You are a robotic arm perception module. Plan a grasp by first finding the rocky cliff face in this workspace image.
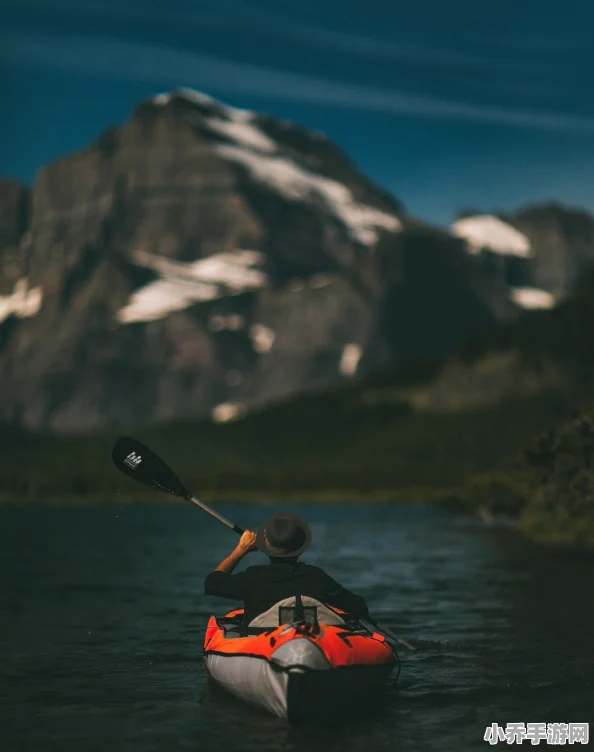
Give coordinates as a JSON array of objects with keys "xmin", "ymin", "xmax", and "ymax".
[{"xmin": 0, "ymin": 89, "xmax": 524, "ymax": 433}]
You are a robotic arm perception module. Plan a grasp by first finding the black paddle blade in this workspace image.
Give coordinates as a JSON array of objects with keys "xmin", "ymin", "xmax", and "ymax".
[{"xmin": 112, "ymin": 436, "xmax": 190, "ymax": 499}]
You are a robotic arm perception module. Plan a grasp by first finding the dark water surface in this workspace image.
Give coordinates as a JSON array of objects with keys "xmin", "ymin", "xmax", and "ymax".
[{"xmin": 1, "ymin": 503, "xmax": 593, "ymax": 751}]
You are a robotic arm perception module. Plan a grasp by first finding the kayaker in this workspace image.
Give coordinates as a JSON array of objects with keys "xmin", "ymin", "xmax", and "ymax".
[{"xmin": 204, "ymin": 511, "xmax": 371, "ymax": 626}]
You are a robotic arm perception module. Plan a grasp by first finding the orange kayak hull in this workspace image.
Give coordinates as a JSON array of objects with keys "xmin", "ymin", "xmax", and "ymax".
[{"xmin": 203, "ymin": 608, "xmax": 398, "ymax": 719}]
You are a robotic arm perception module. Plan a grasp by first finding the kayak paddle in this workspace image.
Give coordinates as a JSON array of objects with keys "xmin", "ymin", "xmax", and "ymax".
[
  {"xmin": 360, "ymin": 618, "xmax": 417, "ymax": 652},
  {"xmin": 112, "ymin": 435, "xmax": 416, "ymax": 651},
  {"xmin": 112, "ymin": 436, "xmax": 244, "ymax": 535}
]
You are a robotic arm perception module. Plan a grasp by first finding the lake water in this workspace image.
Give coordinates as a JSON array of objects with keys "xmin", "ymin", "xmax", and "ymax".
[{"xmin": 1, "ymin": 503, "xmax": 593, "ymax": 751}]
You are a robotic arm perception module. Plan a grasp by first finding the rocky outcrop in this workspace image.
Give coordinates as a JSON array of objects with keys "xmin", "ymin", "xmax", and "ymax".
[
  {"xmin": 453, "ymin": 203, "xmax": 594, "ymax": 306},
  {"xmin": 425, "ymin": 203, "xmax": 594, "ymax": 414},
  {"xmin": 0, "ymin": 89, "xmax": 518, "ymax": 433}
]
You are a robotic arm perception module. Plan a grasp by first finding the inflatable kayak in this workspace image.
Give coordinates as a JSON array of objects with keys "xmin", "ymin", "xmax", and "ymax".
[{"xmin": 203, "ymin": 596, "xmax": 399, "ymax": 720}]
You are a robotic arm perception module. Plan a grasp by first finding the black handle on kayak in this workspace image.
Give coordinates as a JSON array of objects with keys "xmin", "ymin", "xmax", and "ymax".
[{"xmin": 112, "ymin": 437, "xmax": 244, "ymax": 535}]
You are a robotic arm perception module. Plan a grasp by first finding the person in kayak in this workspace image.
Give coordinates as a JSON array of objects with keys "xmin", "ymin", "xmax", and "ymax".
[{"xmin": 204, "ymin": 511, "xmax": 371, "ymax": 627}]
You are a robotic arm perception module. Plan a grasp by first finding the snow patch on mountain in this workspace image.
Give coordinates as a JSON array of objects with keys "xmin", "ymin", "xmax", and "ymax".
[
  {"xmin": 204, "ymin": 117, "xmax": 277, "ymax": 153},
  {"xmin": 117, "ymin": 250, "xmax": 266, "ymax": 323},
  {"xmin": 212, "ymin": 402, "xmax": 246, "ymax": 423},
  {"xmin": 510, "ymin": 287, "xmax": 556, "ymax": 309},
  {"xmin": 153, "ymin": 87, "xmax": 254, "ymax": 121},
  {"xmin": 0, "ymin": 279, "xmax": 43, "ymax": 324},
  {"xmin": 340, "ymin": 343, "xmax": 362, "ymax": 376},
  {"xmin": 452, "ymin": 215, "xmax": 532, "ymax": 258},
  {"xmin": 214, "ymin": 144, "xmax": 401, "ymax": 246},
  {"xmin": 250, "ymin": 324, "xmax": 275, "ymax": 353}
]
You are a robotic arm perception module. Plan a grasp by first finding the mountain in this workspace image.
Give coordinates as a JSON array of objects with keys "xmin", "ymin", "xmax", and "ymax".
[{"xmin": 0, "ymin": 88, "xmax": 518, "ymax": 433}]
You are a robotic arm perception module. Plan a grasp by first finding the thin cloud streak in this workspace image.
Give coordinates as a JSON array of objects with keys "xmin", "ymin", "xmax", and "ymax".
[
  {"xmin": 272, "ymin": 24, "xmax": 548, "ymax": 74},
  {"xmin": 3, "ymin": 0, "xmax": 552, "ymax": 76},
  {"xmin": 3, "ymin": 32, "xmax": 594, "ymax": 135}
]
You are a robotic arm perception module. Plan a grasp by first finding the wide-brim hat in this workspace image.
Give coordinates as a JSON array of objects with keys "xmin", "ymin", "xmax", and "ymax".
[{"xmin": 256, "ymin": 512, "xmax": 312, "ymax": 557}]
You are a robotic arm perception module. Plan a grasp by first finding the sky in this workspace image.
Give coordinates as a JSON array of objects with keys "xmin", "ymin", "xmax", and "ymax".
[{"xmin": 1, "ymin": 0, "xmax": 593, "ymax": 227}]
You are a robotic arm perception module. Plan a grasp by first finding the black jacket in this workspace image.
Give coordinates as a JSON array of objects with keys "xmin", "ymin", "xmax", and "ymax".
[{"xmin": 204, "ymin": 560, "xmax": 369, "ymax": 626}]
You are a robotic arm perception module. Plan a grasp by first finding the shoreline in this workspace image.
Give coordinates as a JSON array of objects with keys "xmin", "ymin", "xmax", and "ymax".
[
  {"xmin": 4, "ymin": 491, "xmax": 593, "ymax": 551},
  {"xmin": 0, "ymin": 486, "xmax": 462, "ymax": 507}
]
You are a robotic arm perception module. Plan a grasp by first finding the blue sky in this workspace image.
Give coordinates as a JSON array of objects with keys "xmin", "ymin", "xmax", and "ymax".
[{"xmin": 1, "ymin": 0, "xmax": 593, "ymax": 226}]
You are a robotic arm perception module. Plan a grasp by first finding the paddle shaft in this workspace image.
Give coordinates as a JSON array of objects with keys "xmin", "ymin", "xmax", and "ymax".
[
  {"xmin": 378, "ymin": 625, "xmax": 417, "ymax": 652},
  {"xmin": 360, "ymin": 618, "xmax": 417, "ymax": 652},
  {"xmin": 187, "ymin": 494, "xmax": 244, "ymax": 536}
]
